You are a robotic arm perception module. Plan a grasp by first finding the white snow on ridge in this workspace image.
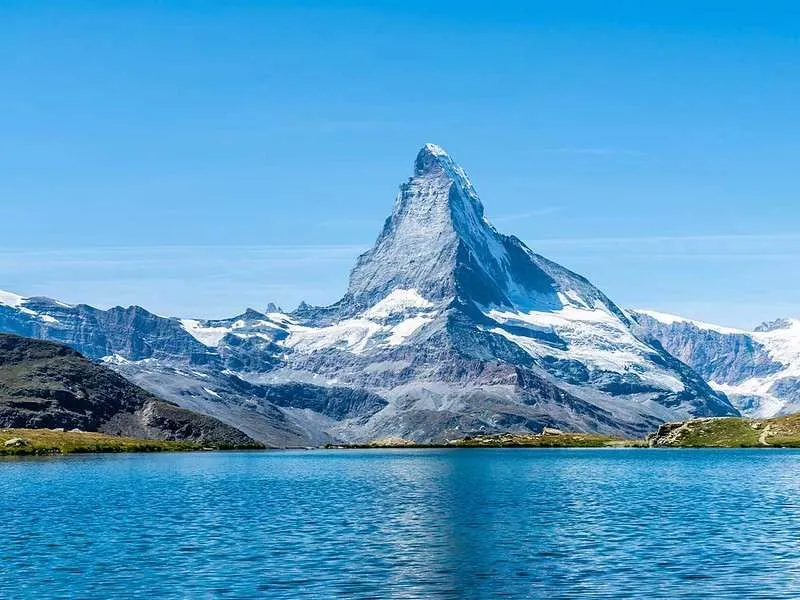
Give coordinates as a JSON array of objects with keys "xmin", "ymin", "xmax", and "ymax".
[
  {"xmin": 709, "ymin": 379, "xmax": 787, "ymax": 418},
  {"xmin": 267, "ymin": 312, "xmax": 297, "ymax": 325},
  {"xmin": 486, "ymin": 298, "xmax": 626, "ymax": 332},
  {"xmin": 423, "ymin": 142, "xmax": 448, "ymax": 157},
  {"xmin": 180, "ymin": 319, "xmax": 231, "ymax": 347},
  {"xmin": 635, "ymin": 309, "xmax": 745, "ymax": 335},
  {"xmin": 486, "ymin": 302, "xmax": 685, "ymax": 393},
  {"xmin": 720, "ymin": 320, "xmax": 800, "ymax": 417},
  {"xmin": 752, "ymin": 319, "xmax": 800, "ymax": 366},
  {"xmin": 387, "ymin": 316, "xmax": 434, "ymax": 346},
  {"xmin": 284, "ymin": 294, "xmax": 438, "ymax": 354},
  {"xmin": 0, "ymin": 289, "xmax": 25, "ymax": 307},
  {"xmin": 0, "ymin": 289, "xmax": 50, "ymax": 318},
  {"xmin": 180, "ymin": 315, "xmax": 290, "ymax": 347},
  {"xmin": 364, "ymin": 289, "xmax": 434, "ymax": 319},
  {"xmin": 101, "ymin": 353, "xmax": 132, "ymax": 365},
  {"xmin": 285, "ymin": 319, "xmax": 383, "ymax": 354}
]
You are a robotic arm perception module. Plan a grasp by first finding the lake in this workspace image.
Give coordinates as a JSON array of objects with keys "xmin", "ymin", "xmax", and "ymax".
[{"xmin": 3, "ymin": 449, "xmax": 800, "ymax": 599}]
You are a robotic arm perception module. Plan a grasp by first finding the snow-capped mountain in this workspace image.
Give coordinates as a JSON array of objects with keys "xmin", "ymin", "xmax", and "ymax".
[
  {"xmin": 633, "ymin": 310, "xmax": 800, "ymax": 418},
  {"xmin": 0, "ymin": 144, "xmax": 737, "ymax": 444}
]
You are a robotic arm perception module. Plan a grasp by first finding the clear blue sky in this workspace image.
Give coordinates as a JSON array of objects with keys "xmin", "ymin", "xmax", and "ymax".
[{"xmin": 2, "ymin": 1, "xmax": 799, "ymax": 328}]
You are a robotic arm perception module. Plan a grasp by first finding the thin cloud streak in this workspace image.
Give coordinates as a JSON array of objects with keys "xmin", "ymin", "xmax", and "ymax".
[
  {"xmin": 0, "ymin": 245, "xmax": 368, "ymax": 270},
  {"xmin": 560, "ymin": 253, "xmax": 800, "ymax": 262},
  {"xmin": 491, "ymin": 207, "xmax": 561, "ymax": 224},
  {"xmin": 530, "ymin": 232, "xmax": 800, "ymax": 246}
]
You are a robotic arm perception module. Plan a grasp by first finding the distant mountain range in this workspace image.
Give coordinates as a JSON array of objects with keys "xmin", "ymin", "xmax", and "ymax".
[
  {"xmin": 0, "ymin": 144, "xmax": 761, "ymax": 445},
  {"xmin": 633, "ymin": 311, "xmax": 800, "ymax": 418}
]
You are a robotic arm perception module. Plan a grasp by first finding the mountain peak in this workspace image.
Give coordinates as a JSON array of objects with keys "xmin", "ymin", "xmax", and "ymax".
[
  {"xmin": 344, "ymin": 142, "xmax": 606, "ymax": 313},
  {"xmin": 422, "ymin": 142, "xmax": 448, "ymax": 156},
  {"xmin": 414, "ymin": 142, "xmax": 451, "ymax": 175}
]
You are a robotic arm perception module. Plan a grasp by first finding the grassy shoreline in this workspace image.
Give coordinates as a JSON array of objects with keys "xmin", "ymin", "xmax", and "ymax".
[
  {"xmin": 647, "ymin": 414, "xmax": 800, "ymax": 448},
  {"xmin": 7, "ymin": 415, "xmax": 800, "ymax": 456},
  {"xmin": 326, "ymin": 432, "xmax": 643, "ymax": 449},
  {"xmin": 0, "ymin": 428, "xmax": 260, "ymax": 456}
]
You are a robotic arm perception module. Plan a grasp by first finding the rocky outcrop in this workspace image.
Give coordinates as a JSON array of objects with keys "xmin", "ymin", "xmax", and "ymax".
[
  {"xmin": 0, "ymin": 334, "xmax": 259, "ymax": 448},
  {"xmin": 646, "ymin": 414, "xmax": 800, "ymax": 448}
]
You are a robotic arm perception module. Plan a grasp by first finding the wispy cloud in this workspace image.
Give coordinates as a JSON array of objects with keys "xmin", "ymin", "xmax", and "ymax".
[
  {"xmin": 530, "ymin": 232, "xmax": 800, "ymax": 246},
  {"xmin": 320, "ymin": 218, "xmax": 384, "ymax": 229},
  {"xmin": 527, "ymin": 232, "xmax": 800, "ymax": 266},
  {"xmin": 492, "ymin": 207, "xmax": 561, "ymax": 224},
  {"xmin": 0, "ymin": 244, "xmax": 365, "ymax": 319},
  {"xmin": 0, "ymin": 244, "xmax": 368, "ymax": 270}
]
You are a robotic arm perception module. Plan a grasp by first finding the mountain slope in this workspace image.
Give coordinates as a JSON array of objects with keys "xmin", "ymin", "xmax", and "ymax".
[
  {"xmin": 0, "ymin": 144, "xmax": 737, "ymax": 443},
  {"xmin": 0, "ymin": 333, "xmax": 259, "ymax": 447},
  {"xmin": 633, "ymin": 310, "xmax": 800, "ymax": 417}
]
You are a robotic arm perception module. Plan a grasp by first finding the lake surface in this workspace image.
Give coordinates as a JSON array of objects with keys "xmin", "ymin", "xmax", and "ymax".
[{"xmin": 3, "ymin": 449, "xmax": 800, "ymax": 599}]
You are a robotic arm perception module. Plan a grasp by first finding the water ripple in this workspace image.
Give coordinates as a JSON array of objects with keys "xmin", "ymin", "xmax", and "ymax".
[{"xmin": 2, "ymin": 449, "xmax": 800, "ymax": 599}]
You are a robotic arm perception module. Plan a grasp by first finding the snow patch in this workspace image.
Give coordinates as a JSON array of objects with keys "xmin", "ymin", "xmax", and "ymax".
[
  {"xmin": 636, "ymin": 310, "xmax": 745, "ymax": 335},
  {"xmin": 266, "ymin": 312, "xmax": 297, "ymax": 325},
  {"xmin": 180, "ymin": 319, "xmax": 231, "ymax": 347},
  {"xmin": 364, "ymin": 289, "xmax": 434, "ymax": 319},
  {"xmin": 285, "ymin": 319, "xmax": 383, "ymax": 355},
  {"xmin": 486, "ymin": 303, "xmax": 685, "ymax": 393},
  {"xmin": 752, "ymin": 319, "xmax": 800, "ymax": 366},
  {"xmin": 101, "ymin": 354, "xmax": 132, "ymax": 365},
  {"xmin": 0, "ymin": 290, "xmax": 25, "ymax": 307},
  {"xmin": 387, "ymin": 316, "xmax": 433, "ymax": 346}
]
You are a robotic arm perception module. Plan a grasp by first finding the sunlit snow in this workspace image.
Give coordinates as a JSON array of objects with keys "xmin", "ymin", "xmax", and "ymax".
[
  {"xmin": 636, "ymin": 309, "xmax": 745, "ymax": 335},
  {"xmin": 486, "ymin": 299, "xmax": 685, "ymax": 392},
  {"xmin": 180, "ymin": 319, "xmax": 232, "ymax": 347},
  {"xmin": 0, "ymin": 289, "xmax": 25, "ymax": 307},
  {"xmin": 364, "ymin": 289, "xmax": 434, "ymax": 319}
]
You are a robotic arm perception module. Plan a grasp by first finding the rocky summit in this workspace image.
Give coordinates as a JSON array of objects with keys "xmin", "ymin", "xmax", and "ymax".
[{"xmin": 0, "ymin": 144, "xmax": 737, "ymax": 445}]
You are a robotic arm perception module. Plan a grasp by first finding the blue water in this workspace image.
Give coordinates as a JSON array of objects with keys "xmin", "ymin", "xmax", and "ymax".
[{"xmin": 3, "ymin": 449, "xmax": 800, "ymax": 599}]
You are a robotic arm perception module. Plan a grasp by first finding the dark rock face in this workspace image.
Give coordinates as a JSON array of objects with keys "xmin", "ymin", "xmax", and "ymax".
[
  {"xmin": 0, "ymin": 299, "xmax": 210, "ymax": 361},
  {"xmin": 0, "ymin": 334, "xmax": 257, "ymax": 447},
  {"xmin": 633, "ymin": 313, "xmax": 783, "ymax": 384}
]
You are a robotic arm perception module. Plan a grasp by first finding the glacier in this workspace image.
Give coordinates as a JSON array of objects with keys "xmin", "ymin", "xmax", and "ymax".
[{"xmin": 634, "ymin": 311, "xmax": 800, "ymax": 418}]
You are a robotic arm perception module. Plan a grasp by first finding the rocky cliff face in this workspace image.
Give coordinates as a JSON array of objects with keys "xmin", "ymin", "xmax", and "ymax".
[
  {"xmin": 0, "ymin": 333, "xmax": 259, "ymax": 448},
  {"xmin": 0, "ymin": 145, "xmax": 738, "ymax": 443},
  {"xmin": 633, "ymin": 310, "xmax": 800, "ymax": 417}
]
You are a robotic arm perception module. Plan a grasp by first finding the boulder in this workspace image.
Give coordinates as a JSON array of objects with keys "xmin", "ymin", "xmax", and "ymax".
[{"xmin": 4, "ymin": 437, "xmax": 31, "ymax": 447}]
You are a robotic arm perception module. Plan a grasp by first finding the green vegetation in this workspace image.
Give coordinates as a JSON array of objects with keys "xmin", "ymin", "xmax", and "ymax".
[
  {"xmin": 0, "ymin": 428, "xmax": 201, "ymax": 456},
  {"xmin": 447, "ymin": 432, "xmax": 637, "ymax": 448},
  {"xmin": 761, "ymin": 414, "xmax": 800, "ymax": 447},
  {"xmin": 328, "ymin": 431, "xmax": 643, "ymax": 449},
  {"xmin": 648, "ymin": 414, "xmax": 800, "ymax": 448}
]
